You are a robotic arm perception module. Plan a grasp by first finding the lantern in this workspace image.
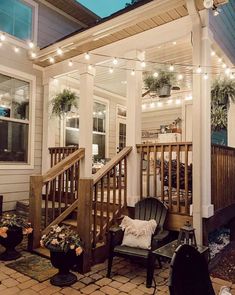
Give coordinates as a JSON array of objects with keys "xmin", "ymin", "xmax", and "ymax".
[{"xmin": 177, "ymin": 221, "xmax": 197, "ymax": 248}]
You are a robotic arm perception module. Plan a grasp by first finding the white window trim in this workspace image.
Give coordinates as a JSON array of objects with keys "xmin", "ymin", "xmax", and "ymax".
[
  {"xmin": 0, "ymin": 0, "xmax": 38, "ymax": 48},
  {"xmin": 0, "ymin": 64, "xmax": 36, "ymax": 170}
]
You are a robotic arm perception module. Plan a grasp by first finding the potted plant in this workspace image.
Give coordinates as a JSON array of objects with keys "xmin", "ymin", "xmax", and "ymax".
[
  {"xmin": 51, "ymin": 89, "xmax": 78, "ymax": 118},
  {"xmin": 40, "ymin": 225, "xmax": 83, "ymax": 286},
  {"xmin": 211, "ymin": 78, "xmax": 235, "ymax": 108},
  {"xmin": 0, "ymin": 214, "xmax": 33, "ymax": 261},
  {"xmin": 211, "ymin": 105, "xmax": 227, "ymax": 145},
  {"xmin": 144, "ymin": 69, "xmax": 176, "ymax": 98}
]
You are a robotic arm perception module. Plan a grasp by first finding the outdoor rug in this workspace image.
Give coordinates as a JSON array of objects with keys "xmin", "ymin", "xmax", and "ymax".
[{"xmin": 6, "ymin": 254, "xmax": 57, "ymax": 282}]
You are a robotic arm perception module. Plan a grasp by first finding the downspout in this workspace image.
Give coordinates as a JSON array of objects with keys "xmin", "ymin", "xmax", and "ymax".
[{"xmin": 186, "ymin": 0, "xmax": 203, "ymax": 244}]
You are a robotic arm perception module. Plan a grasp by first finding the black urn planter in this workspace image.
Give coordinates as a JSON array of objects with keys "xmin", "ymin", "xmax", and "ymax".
[
  {"xmin": 0, "ymin": 226, "xmax": 23, "ymax": 261},
  {"xmin": 50, "ymin": 250, "xmax": 77, "ymax": 286}
]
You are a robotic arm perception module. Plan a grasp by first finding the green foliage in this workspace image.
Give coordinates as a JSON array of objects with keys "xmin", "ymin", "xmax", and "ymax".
[
  {"xmin": 211, "ymin": 105, "xmax": 227, "ymax": 131},
  {"xmin": 144, "ymin": 69, "xmax": 176, "ymax": 93},
  {"xmin": 51, "ymin": 89, "xmax": 78, "ymax": 118},
  {"xmin": 211, "ymin": 78, "xmax": 235, "ymax": 108}
]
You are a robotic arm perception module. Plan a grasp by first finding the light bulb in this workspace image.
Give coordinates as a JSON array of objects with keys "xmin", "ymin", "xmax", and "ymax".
[
  {"xmin": 172, "ymin": 41, "xmax": 177, "ymax": 45},
  {"xmin": 31, "ymin": 52, "xmax": 36, "ymax": 58},
  {"xmin": 178, "ymin": 74, "xmax": 183, "ymax": 80},
  {"xmin": 68, "ymin": 60, "xmax": 73, "ymax": 67},
  {"xmin": 230, "ymin": 73, "xmax": 235, "ymax": 79},
  {"xmin": 88, "ymin": 64, "xmax": 93, "ymax": 70},
  {"xmin": 28, "ymin": 42, "xmax": 34, "ymax": 49},
  {"xmin": 211, "ymin": 51, "xmax": 215, "ymax": 56},
  {"xmin": 196, "ymin": 66, "xmax": 202, "ymax": 74},
  {"xmin": 113, "ymin": 58, "xmax": 118, "ymax": 65},
  {"xmin": 49, "ymin": 57, "xmax": 55, "ymax": 64},
  {"xmin": 141, "ymin": 61, "xmax": 146, "ymax": 68},
  {"xmin": 222, "ymin": 63, "xmax": 227, "ymax": 69},
  {"xmin": 153, "ymin": 72, "xmax": 158, "ymax": 78},
  {"xmin": 169, "ymin": 64, "xmax": 174, "ymax": 72},
  {"xmin": 131, "ymin": 69, "xmax": 135, "ymax": 76},
  {"xmin": 0, "ymin": 33, "xmax": 6, "ymax": 41},
  {"xmin": 204, "ymin": 73, "xmax": 208, "ymax": 80},
  {"xmin": 203, "ymin": 0, "xmax": 214, "ymax": 9},
  {"xmin": 14, "ymin": 47, "xmax": 19, "ymax": 53},
  {"xmin": 218, "ymin": 58, "xmax": 222, "ymax": 63},
  {"xmin": 109, "ymin": 67, "xmax": 114, "ymax": 74},
  {"xmin": 85, "ymin": 52, "xmax": 90, "ymax": 60},
  {"xmin": 57, "ymin": 48, "xmax": 63, "ymax": 55},
  {"xmin": 225, "ymin": 68, "xmax": 231, "ymax": 75}
]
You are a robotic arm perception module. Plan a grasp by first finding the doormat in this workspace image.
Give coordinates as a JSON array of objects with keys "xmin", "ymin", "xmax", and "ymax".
[{"xmin": 6, "ymin": 255, "xmax": 57, "ymax": 282}]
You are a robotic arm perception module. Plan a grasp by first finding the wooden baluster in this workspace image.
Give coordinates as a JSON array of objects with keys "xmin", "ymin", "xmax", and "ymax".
[
  {"xmin": 176, "ymin": 145, "xmax": 180, "ymax": 213},
  {"xmin": 153, "ymin": 145, "xmax": 157, "ymax": 198},
  {"xmin": 50, "ymin": 149, "xmax": 53, "ymax": 168},
  {"xmin": 168, "ymin": 145, "xmax": 172, "ymax": 212},
  {"xmin": 52, "ymin": 179, "xmax": 56, "ymax": 220},
  {"xmin": 185, "ymin": 144, "xmax": 189, "ymax": 214},
  {"xmin": 58, "ymin": 174, "xmax": 62, "ymax": 215},
  {"xmin": 107, "ymin": 172, "xmax": 111, "ymax": 230},
  {"xmin": 124, "ymin": 157, "xmax": 127, "ymax": 210},
  {"xmin": 140, "ymin": 146, "xmax": 143, "ymax": 199},
  {"xmin": 71, "ymin": 165, "xmax": 74, "ymax": 203},
  {"xmin": 161, "ymin": 145, "xmax": 164, "ymax": 202},
  {"xmin": 147, "ymin": 145, "xmax": 150, "ymax": 196},
  {"xmin": 100, "ymin": 178, "xmax": 104, "ymax": 241},
  {"xmin": 113, "ymin": 167, "xmax": 117, "ymax": 223},
  {"xmin": 118, "ymin": 161, "xmax": 122, "ymax": 214},
  {"xmin": 93, "ymin": 183, "xmax": 98, "ymax": 248},
  {"xmin": 45, "ymin": 183, "xmax": 49, "ymax": 227},
  {"xmin": 65, "ymin": 169, "xmax": 69, "ymax": 208}
]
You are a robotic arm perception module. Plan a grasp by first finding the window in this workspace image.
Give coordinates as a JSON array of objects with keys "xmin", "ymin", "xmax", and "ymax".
[
  {"xmin": 65, "ymin": 100, "xmax": 107, "ymax": 160},
  {"xmin": 0, "ymin": 0, "xmax": 33, "ymax": 41},
  {"xmin": 0, "ymin": 73, "xmax": 30, "ymax": 163}
]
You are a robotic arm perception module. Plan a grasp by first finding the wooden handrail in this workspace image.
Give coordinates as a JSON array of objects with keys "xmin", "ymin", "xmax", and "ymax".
[
  {"xmin": 93, "ymin": 146, "xmax": 132, "ymax": 184},
  {"xmin": 49, "ymin": 146, "xmax": 78, "ymax": 167},
  {"xmin": 43, "ymin": 148, "xmax": 85, "ymax": 183}
]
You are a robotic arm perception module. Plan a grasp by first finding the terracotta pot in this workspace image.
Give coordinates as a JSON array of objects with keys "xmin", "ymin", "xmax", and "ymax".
[
  {"xmin": 50, "ymin": 250, "xmax": 77, "ymax": 286},
  {"xmin": 0, "ymin": 226, "xmax": 23, "ymax": 261}
]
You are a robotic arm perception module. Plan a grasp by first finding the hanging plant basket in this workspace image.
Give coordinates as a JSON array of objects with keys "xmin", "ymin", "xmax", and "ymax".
[
  {"xmin": 159, "ymin": 85, "xmax": 172, "ymax": 98},
  {"xmin": 51, "ymin": 89, "xmax": 78, "ymax": 118}
]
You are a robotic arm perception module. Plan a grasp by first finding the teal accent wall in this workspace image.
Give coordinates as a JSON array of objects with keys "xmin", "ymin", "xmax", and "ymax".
[
  {"xmin": 0, "ymin": 0, "xmax": 32, "ymax": 41},
  {"xmin": 211, "ymin": 129, "xmax": 227, "ymax": 146}
]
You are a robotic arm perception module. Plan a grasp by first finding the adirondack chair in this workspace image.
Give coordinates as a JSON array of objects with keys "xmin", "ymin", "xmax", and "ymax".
[
  {"xmin": 107, "ymin": 197, "xmax": 169, "ymax": 288},
  {"xmin": 169, "ymin": 244, "xmax": 215, "ymax": 295}
]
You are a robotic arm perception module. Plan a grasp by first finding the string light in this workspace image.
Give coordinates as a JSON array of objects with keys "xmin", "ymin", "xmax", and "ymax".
[
  {"xmin": 14, "ymin": 47, "xmax": 19, "ymax": 53},
  {"xmin": 230, "ymin": 73, "xmax": 235, "ymax": 79},
  {"xmin": 49, "ymin": 57, "xmax": 55, "ymax": 64},
  {"xmin": 113, "ymin": 57, "xmax": 118, "ymax": 65},
  {"xmin": 222, "ymin": 63, "xmax": 227, "ymax": 69},
  {"xmin": 204, "ymin": 73, "xmax": 209, "ymax": 80},
  {"xmin": 109, "ymin": 67, "xmax": 114, "ymax": 74},
  {"xmin": 211, "ymin": 51, "xmax": 215, "ymax": 56},
  {"xmin": 172, "ymin": 41, "xmax": 177, "ymax": 45},
  {"xmin": 218, "ymin": 58, "xmax": 222, "ymax": 63},
  {"xmin": 31, "ymin": 52, "xmax": 36, "ymax": 58},
  {"xmin": 85, "ymin": 52, "xmax": 90, "ymax": 60},
  {"xmin": 57, "ymin": 48, "xmax": 63, "ymax": 55},
  {"xmin": 153, "ymin": 72, "xmax": 158, "ymax": 78},
  {"xmin": 177, "ymin": 74, "xmax": 183, "ymax": 80},
  {"xmin": 225, "ymin": 68, "xmax": 231, "ymax": 75},
  {"xmin": 169, "ymin": 64, "xmax": 174, "ymax": 71},
  {"xmin": 0, "ymin": 33, "xmax": 6, "ymax": 41},
  {"xmin": 196, "ymin": 66, "xmax": 202, "ymax": 73},
  {"xmin": 88, "ymin": 64, "xmax": 93, "ymax": 70},
  {"xmin": 28, "ymin": 42, "xmax": 34, "ymax": 49},
  {"xmin": 131, "ymin": 69, "xmax": 135, "ymax": 76},
  {"xmin": 68, "ymin": 60, "xmax": 73, "ymax": 67},
  {"xmin": 141, "ymin": 61, "xmax": 146, "ymax": 68}
]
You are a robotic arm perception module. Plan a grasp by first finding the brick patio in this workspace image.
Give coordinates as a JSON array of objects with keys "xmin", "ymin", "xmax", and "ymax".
[{"xmin": 0, "ymin": 249, "xmax": 234, "ymax": 295}]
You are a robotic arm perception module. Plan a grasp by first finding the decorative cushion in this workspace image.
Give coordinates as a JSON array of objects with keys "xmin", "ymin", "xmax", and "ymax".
[{"xmin": 120, "ymin": 216, "xmax": 157, "ymax": 250}]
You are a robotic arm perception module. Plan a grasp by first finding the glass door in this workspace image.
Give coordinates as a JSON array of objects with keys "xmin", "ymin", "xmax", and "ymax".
[{"xmin": 117, "ymin": 119, "xmax": 126, "ymax": 152}]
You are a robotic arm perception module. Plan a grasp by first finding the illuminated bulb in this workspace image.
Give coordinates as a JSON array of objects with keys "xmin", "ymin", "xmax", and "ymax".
[
  {"xmin": 68, "ymin": 60, "xmax": 73, "ymax": 67},
  {"xmin": 167, "ymin": 99, "xmax": 173, "ymax": 104},
  {"xmin": 49, "ymin": 57, "xmax": 55, "ymax": 64},
  {"xmin": 176, "ymin": 99, "xmax": 181, "ymax": 105},
  {"xmin": 88, "ymin": 64, "xmax": 93, "ymax": 70},
  {"xmin": 230, "ymin": 73, "xmax": 235, "ymax": 79},
  {"xmin": 178, "ymin": 74, "xmax": 183, "ymax": 80},
  {"xmin": 211, "ymin": 51, "xmax": 215, "ymax": 56},
  {"xmin": 28, "ymin": 42, "xmax": 34, "ymax": 49},
  {"xmin": 113, "ymin": 57, "xmax": 118, "ymax": 65},
  {"xmin": 131, "ymin": 69, "xmax": 135, "ymax": 76},
  {"xmin": 172, "ymin": 41, "xmax": 177, "ymax": 45},
  {"xmin": 196, "ymin": 66, "xmax": 202, "ymax": 74},
  {"xmin": 141, "ymin": 61, "xmax": 146, "ymax": 68},
  {"xmin": 153, "ymin": 72, "xmax": 158, "ymax": 78},
  {"xmin": 0, "ymin": 33, "xmax": 6, "ymax": 41},
  {"xmin": 218, "ymin": 58, "xmax": 222, "ymax": 63},
  {"xmin": 169, "ymin": 64, "xmax": 174, "ymax": 72},
  {"xmin": 14, "ymin": 47, "xmax": 19, "ymax": 53},
  {"xmin": 85, "ymin": 52, "xmax": 90, "ymax": 60},
  {"xmin": 31, "ymin": 52, "xmax": 36, "ymax": 59},
  {"xmin": 109, "ymin": 67, "xmax": 114, "ymax": 74},
  {"xmin": 157, "ymin": 102, "xmax": 163, "ymax": 107},
  {"xmin": 225, "ymin": 68, "xmax": 231, "ymax": 75},
  {"xmin": 93, "ymin": 112, "xmax": 96, "ymax": 116},
  {"xmin": 57, "ymin": 48, "xmax": 63, "ymax": 55},
  {"xmin": 204, "ymin": 73, "xmax": 208, "ymax": 80},
  {"xmin": 222, "ymin": 63, "xmax": 227, "ymax": 69}
]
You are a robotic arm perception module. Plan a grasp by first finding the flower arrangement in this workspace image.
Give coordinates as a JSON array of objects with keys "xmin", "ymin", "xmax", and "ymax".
[
  {"xmin": 40, "ymin": 225, "xmax": 83, "ymax": 256},
  {"xmin": 0, "ymin": 214, "xmax": 33, "ymax": 238}
]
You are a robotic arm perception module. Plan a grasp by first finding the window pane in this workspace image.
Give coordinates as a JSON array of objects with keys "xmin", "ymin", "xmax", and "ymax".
[
  {"xmin": 0, "ymin": 73, "xmax": 30, "ymax": 120},
  {"xmin": 93, "ymin": 134, "xmax": 105, "ymax": 160},
  {"xmin": 0, "ymin": 0, "xmax": 32, "ymax": 40},
  {"xmin": 0, "ymin": 120, "xmax": 28, "ymax": 162}
]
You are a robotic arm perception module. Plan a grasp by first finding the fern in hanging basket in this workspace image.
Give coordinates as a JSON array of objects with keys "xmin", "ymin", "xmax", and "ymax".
[
  {"xmin": 51, "ymin": 89, "xmax": 78, "ymax": 118},
  {"xmin": 211, "ymin": 78, "xmax": 235, "ymax": 108},
  {"xmin": 211, "ymin": 105, "xmax": 227, "ymax": 131}
]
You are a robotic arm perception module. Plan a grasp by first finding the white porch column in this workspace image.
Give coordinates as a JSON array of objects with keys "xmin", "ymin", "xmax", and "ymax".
[
  {"xmin": 126, "ymin": 51, "xmax": 143, "ymax": 206},
  {"xmin": 78, "ymin": 64, "xmax": 95, "ymax": 177}
]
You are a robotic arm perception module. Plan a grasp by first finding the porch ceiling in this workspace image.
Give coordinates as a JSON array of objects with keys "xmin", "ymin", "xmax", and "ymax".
[{"xmin": 33, "ymin": 0, "xmax": 227, "ymax": 68}]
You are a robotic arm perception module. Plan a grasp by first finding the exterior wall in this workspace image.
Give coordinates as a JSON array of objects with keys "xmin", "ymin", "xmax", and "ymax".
[
  {"xmin": 37, "ymin": 2, "xmax": 81, "ymax": 48},
  {"xmin": 0, "ymin": 43, "xmax": 43, "ymax": 211}
]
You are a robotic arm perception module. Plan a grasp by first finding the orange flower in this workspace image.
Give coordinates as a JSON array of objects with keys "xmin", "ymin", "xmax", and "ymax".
[
  {"xmin": 0, "ymin": 227, "xmax": 8, "ymax": 238},
  {"xmin": 75, "ymin": 246, "xmax": 83, "ymax": 256},
  {"xmin": 23, "ymin": 227, "xmax": 33, "ymax": 235}
]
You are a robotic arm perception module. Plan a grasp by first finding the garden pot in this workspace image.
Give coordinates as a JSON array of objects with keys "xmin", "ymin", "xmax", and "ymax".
[
  {"xmin": 50, "ymin": 250, "xmax": 77, "ymax": 286},
  {"xmin": 159, "ymin": 85, "xmax": 171, "ymax": 98},
  {"xmin": 0, "ymin": 226, "xmax": 23, "ymax": 261},
  {"xmin": 62, "ymin": 104, "xmax": 71, "ymax": 113}
]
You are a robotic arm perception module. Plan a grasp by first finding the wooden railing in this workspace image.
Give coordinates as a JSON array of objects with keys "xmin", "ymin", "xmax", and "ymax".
[
  {"xmin": 137, "ymin": 143, "xmax": 192, "ymax": 215},
  {"xmin": 29, "ymin": 148, "xmax": 85, "ymax": 249},
  {"xmin": 211, "ymin": 144, "xmax": 235, "ymax": 212},
  {"xmin": 49, "ymin": 146, "xmax": 78, "ymax": 167}
]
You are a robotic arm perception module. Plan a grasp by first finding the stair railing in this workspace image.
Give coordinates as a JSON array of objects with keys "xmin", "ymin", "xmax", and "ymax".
[
  {"xmin": 29, "ymin": 148, "xmax": 85, "ymax": 249},
  {"xmin": 49, "ymin": 146, "xmax": 79, "ymax": 167}
]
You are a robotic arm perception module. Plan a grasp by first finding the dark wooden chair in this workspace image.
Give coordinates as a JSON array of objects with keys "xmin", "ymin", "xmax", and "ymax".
[
  {"xmin": 107, "ymin": 197, "xmax": 169, "ymax": 288},
  {"xmin": 169, "ymin": 244, "xmax": 215, "ymax": 295}
]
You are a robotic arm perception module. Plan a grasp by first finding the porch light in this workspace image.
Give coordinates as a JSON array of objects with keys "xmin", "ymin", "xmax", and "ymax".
[
  {"xmin": 28, "ymin": 41, "xmax": 34, "ymax": 49},
  {"xmin": 85, "ymin": 52, "xmax": 90, "ymax": 60},
  {"xmin": 14, "ymin": 47, "xmax": 19, "ymax": 53},
  {"xmin": 153, "ymin": 72, "xmax": 158, "ymax": 78},
  {"xmin": 57, "ymin": 48, "xmax": 63, "ymax": 55},
  {"xmin": 68, "ymin": 60, "xmax": 73, "ymax": 67},
  {"xmin": 109, "ymin": 67, "xmax": 114, "ymax": 74},
  {"xmin": 131, "ymin": 69, "xmax": 135, "ymax": 76},
  {"xmin": 169, "ymin": 64, "xmax": 174, "ymax": 72},
  {"xmin": 141, "ymin": 61, "xmax": 146, "ymax": 68},
  {"xmin": 113, "ymin": 57, "xmax": 118, "ymax": 65},
  {"xmin": 0, "ymin": 33, "xmax": 6, "ymax": 41},
  {"xmin": 49, "ymin": 57, "xmax": 55, "ymax": 64},
  {"xmin": 203, "ymin": 73, "xmax": 209, "ymax": 80},
  {"xmin": 196, "ymin": 66, "xmax": 202, "ymax": 74},
  {"xmin": 31, "ymin": 52, "xmax": 36, "ymax": 59}
]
